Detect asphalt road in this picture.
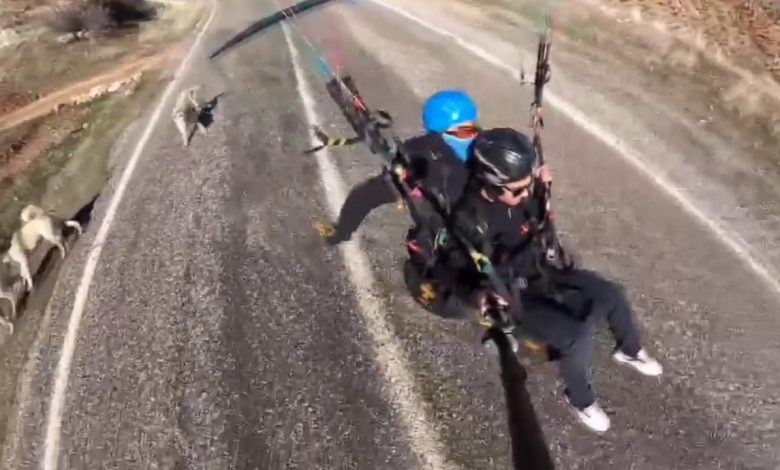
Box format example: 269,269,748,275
3,0,780,468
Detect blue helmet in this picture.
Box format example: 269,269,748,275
422,89,478,133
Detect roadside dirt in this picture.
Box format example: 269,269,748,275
0,0,202,462
0,0,198,226
552,0,780,153
0,69,165,463
466,0,780,138
0,0,201,316
0,0,60,28
0,107,85,183
0,0,199,118
596,0,780,77
0,44,175,133
0,93,37,117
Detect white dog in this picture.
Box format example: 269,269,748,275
3,204,83,291
172,85,207,147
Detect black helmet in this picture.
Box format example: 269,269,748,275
470,127,537,186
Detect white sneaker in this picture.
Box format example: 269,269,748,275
569,400,611,433
613,348,663,376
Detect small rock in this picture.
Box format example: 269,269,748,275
55,33,77,44
0,28,22,48
88,85,107,99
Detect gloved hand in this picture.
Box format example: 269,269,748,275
474,289,512,327
544,239,578,270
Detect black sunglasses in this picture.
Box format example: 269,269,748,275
502,178,535,196
484,179,534,200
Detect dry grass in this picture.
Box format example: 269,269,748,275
0,0,196,114
0,104,88,184
0,0,61,28
0,35,152,114
550,0,780,151
594,0,780,78
0,0,198,239
0,69,161,245
0,45,171,132
0,0,194,450
47,0,157,35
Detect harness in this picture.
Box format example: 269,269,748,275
293,12,564,334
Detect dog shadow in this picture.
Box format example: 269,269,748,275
72,194,98,228
187,92,226,144
199,92,225,129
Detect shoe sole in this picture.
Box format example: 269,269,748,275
565,397,610,433
612,354,663,377
570,408,610,434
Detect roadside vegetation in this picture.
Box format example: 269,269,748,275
0,0,203,458
0,0,199,253
560,0,780,152
0,0,201,347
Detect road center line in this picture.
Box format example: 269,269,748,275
41,1,218,468
281,21,461,470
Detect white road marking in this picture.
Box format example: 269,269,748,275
281,22,460,470
41,1,218,468
368,0,780,298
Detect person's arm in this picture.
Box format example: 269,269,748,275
396,136,428,180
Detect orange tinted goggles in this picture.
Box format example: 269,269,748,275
444,124,479,139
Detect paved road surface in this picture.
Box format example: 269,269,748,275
4,0,780,468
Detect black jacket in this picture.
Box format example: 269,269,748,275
399,132,470,215
441,178,585,324
399,133,471,268
447,178,561,292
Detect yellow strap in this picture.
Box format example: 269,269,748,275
523,339,545,352
475,309,492,327
418,283,437,306
313,221,336,237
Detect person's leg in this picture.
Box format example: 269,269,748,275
522,298,594,404
521,297,611,432
559,269,662,376
558,324,596,410
556,269,641,355
326,173,398,244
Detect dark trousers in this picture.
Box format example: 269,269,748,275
328,173,397,244
520,269,642,409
